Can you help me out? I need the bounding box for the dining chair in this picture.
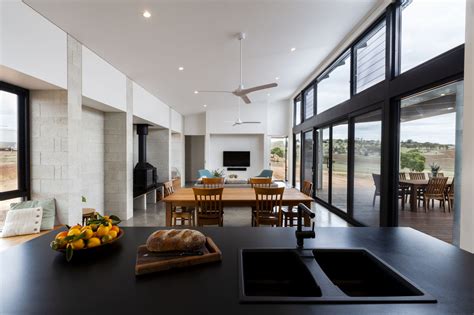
[165,181,195,226]
[202,177,225,188]
[282,180,312,227]
[423,177,448,212]
[409,172,426,180]
[398,173,409,210]
[249,177,272,188]
[409,172,426,207]
[252,187,284,227]
[372,174,381,207]
[193,187,224,226]
[446,177,455,212]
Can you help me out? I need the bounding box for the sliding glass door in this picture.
[303,131,314,184]
[331,121,348,212]
[315,127,330,202]
[294,133,301,189]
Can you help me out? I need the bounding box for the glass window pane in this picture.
[304,87,314,120]
[317,52,351,114]
[294,133,301,189]
[353,110,382,226]
[332,122,348,212]
[398,81,462,244]
[0,91,18,192]
[270,137,287,181]
[315,127,330,202]
[294,99,301,126]
[303,131,313,182]
[401,0,466,73]
[355,21,386,93]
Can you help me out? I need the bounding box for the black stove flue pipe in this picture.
[137,124,148,164]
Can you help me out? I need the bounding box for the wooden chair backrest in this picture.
[202,177,225,188]
[163,181,175,196]
[447,177,455,196]
[399,172,407,180]
[249,177,272,188]
[372,174,381,193]
[193,187,224,216]
[302,180,313,197]
[254,187,284,219]
[425,177,448,196]
[436,172,445,178]
[409,172,426,180]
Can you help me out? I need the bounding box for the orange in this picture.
[87,237,101,248]
[55,231,68,240]
[108,230,118,239]
[101,235,113,243]
[67,228,81,237]
[110,225,120,233]
[96,224,110,237]
[71,239,85,250]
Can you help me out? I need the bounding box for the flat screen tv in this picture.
[223,151,250,167]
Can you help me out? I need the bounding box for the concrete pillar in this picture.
[459,0,474,253]
[66,35,83,225]
[104,78,134,220]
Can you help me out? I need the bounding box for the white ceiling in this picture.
[24,0,382,115]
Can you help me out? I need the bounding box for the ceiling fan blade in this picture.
[232,122,239,127]
[240,95,251,104]
[238,83,278,95]
[197,90,233,93]
[241,121,261,124]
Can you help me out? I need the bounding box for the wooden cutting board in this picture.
[135,237,222,276]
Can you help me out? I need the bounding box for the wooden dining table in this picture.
[162,187,314,227]
[399,179,452,211]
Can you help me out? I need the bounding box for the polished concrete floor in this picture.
[122,201,350,227]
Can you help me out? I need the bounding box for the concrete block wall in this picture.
[148,129,170,182]
[81,106,105,214]
[171,132,184,180]
[30,90,69,224]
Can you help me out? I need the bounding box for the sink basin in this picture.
[240,249,322,299]
[313,249,423,297]
[239,248,436,304]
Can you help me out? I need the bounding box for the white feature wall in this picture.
[132,82,170,128]
[209,134,264,179]
[82,46,126,111]
[81,106,105,214]
[206,103,268,134]
[0,0,67,89]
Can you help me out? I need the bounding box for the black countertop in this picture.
[1,227,473,315]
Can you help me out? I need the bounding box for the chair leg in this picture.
[372,193,376,207]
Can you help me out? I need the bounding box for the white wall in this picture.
[81,106,105,214]
[171,109,183,133]
[460,0,474,253]
[206,103,268,134]
[267,100,290,136]
[184,113,206,135]
[82,46,126,111]
[170,133,184,181]
[208,134,264,178]
[0,0,67,89]
[132,82,170,128]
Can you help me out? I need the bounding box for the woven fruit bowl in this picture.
[50,214,124,261]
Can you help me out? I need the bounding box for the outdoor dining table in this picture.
[399,179,452,212]
[162,187,314,226]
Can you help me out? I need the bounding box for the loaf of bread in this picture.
[146,229,206,252]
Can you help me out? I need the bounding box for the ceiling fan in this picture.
[225,99,261,126]
[196,32,278,104]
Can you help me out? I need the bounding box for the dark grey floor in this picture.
[122,201,349,227]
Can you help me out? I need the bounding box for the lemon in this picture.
[81,229,94,240]
[55,231,68,240]
[108,230,118,239]
[101,234,113,243]
[71,239,85,250]
[87,237,101,248]
[67,228,81,237]
[71,224,82,230]
[80,225,92,231]
[96,225,110,237]
[111,225,120,233]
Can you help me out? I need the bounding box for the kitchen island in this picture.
[1,227,473,314]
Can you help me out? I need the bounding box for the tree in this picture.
[271,147,284,158]
[400,149,426,172]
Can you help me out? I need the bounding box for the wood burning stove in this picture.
[133,124,158,197]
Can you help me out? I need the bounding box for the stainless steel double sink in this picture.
[239,248,436,303]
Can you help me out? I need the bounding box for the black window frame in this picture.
[0,81,30,201]
[292,0,465,227]
[293,94,303,126]
[303,84,316,121]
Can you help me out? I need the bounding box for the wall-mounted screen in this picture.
[223,151,250,167]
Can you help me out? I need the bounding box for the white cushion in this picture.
[0,207,43,238]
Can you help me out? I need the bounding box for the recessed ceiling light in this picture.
[194,90,199,94]
[143,10,151,18]
[275,77,279,80]
[267,93,271,96]
[291,47,296,52]
[448,107,454,110]
[203,104,207,107]
[178,66,184,71]
[440,93,446,96]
